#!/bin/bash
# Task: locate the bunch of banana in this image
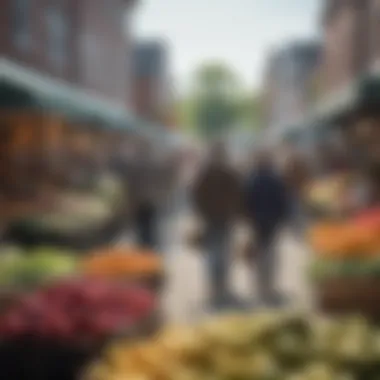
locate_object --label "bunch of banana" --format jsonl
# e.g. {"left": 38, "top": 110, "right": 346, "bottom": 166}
{"left": 84, "top": 311, "right": 380, "bottom": 380}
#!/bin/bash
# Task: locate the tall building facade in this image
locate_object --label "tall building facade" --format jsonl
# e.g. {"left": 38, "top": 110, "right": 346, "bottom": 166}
{"left": 317, "top": 0, "right": 380, "bottom": 164}
{"left": 262, "top": 41, "right": 321, "bottom": 135}
{"left": 0, "top": 0, "right": 80, "bottom": 84}
{"left": 320, "top": 0, "right": 380, "bottom": 96}
{"left": 0, "top": 0, "right": 136, "bottom": 107}
{"left": 320, "top": 0, "right": 368, "bottom": 96}
{"left": 77, "top": 0, "right": 134, "bottom": 106}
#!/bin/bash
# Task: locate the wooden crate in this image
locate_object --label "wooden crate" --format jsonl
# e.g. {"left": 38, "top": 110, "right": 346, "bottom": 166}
{"left": 316, "top": 277, "right": 380, "bottom": 321}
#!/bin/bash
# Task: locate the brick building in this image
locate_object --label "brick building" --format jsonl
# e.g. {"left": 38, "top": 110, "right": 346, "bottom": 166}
{"left": 319, "top": 0, "right": 372, "bottom": 96}
{"left": 0, "top": 0, "right": 136, "bottom": 108}
{"left": 0, "top": 0, "right": 79, "bottom": 84}
{"left": 131, "top": 40, "right": 173, "bottom": 126}
{"left": 278, "top": 0, "right": 380, "bottom": 164}
{"left": 77, "top": 0, "right": 133, "bottom": 106}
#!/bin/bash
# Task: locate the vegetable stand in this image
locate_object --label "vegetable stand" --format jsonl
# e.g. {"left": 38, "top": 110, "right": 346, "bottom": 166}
{"left": 309, "top": 207, "right": 380, "bottom": 320}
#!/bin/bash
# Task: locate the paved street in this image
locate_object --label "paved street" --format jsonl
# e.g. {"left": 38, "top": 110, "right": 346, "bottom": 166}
{"left": 161, "top": 206, "right": 314, "bottom": 323}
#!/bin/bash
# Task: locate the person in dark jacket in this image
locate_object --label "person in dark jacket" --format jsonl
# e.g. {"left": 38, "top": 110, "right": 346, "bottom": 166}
{"left": 245, "top": 151, "right": 290, "bottom": 306}
{"left": 192, "top": 142, "right": 242, "bottom": 309}
{"left": 127, "top": 142, "right": 161, "bottom": 249}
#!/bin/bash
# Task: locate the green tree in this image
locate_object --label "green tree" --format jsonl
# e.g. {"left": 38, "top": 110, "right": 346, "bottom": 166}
{"left": 178, "top": 62, "right": 263, "bottom": 138}
{"left": 186, "top": 62, "right": 243, "bottom": 139}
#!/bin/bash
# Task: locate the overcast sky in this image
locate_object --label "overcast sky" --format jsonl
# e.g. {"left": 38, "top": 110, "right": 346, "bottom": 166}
{"left": 133, "top": 0, "right": 321, "bottom": 92}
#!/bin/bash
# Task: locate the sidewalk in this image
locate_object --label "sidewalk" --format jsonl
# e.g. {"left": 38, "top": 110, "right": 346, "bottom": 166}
{"left": 161, "top": 210, "right": 313, "bottom": 323}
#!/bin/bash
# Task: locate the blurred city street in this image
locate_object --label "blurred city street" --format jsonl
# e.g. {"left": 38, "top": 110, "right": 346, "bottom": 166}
{"left": 162, "top": 202, "right": 313, "bottom": 323}
{"left": 1, "top": 1, "right": 380, "bottom": 379}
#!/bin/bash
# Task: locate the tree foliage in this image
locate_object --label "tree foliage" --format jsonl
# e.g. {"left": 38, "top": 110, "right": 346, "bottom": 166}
{"left": 180, "top": 62, "right": 261, "bottom": 139}
{"left": 188, "top": 63, "right": 242, "bottom": 139}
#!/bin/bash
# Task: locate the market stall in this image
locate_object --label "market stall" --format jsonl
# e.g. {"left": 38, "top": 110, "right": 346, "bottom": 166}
{"left": 309, "top": 207, "right": 380, "bottom": 319}
{"left": 0, "top": 112, "right": 135, "bottom": 249}
{"left": 0, "top": 59, "right": 175, "bottom": 380}
{"left": 0, "top": 243, "right": 164, "bottom": 380}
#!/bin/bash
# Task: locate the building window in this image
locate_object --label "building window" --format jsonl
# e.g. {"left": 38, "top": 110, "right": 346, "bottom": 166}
{"left": 12, "top": 0, "right": 32, "bottom": 51}
{"left": 46, "top": 1, "right": 68, "bottom": 69}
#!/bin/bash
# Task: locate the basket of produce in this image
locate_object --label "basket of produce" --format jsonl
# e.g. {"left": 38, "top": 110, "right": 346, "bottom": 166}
{"left": 0, "top": 246, "right": 78, "bottom": 310}
{"left": 309, "top": 207, "right": 380, "bottom": 319}
{"left": 83, "top": 311, "right": 380, "bottom": 380}
{"left": 82, "top": 247, "right": 164, "bottom": 293}
{"left": 0, "top": 277, "right": 159, "bottom": 380}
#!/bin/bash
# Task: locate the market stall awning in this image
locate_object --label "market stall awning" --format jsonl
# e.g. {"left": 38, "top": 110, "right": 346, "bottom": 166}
{"left": 313, "top": 81, "right": 359, "bottom": 123}
{"left": 265, "top": 68, "right": 380, "bottom": 145}
{"left": 269, "top": 81, "right": 359, "bottom": 143}
{"left": 0, "top": 59, "right": 136, "bottom": 131}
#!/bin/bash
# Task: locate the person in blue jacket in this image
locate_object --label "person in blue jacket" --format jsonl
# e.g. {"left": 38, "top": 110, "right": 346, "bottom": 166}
{"left": 245, "top": 151, "right": 290, "bottom": 306}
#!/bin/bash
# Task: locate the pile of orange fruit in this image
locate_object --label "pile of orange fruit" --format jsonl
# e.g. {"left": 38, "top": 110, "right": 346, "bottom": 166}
{"left": 82, "top": 247, "right": 162, "bottom": 279}
{"left": 309, "top": 208, "right": 380, "bottom": 259}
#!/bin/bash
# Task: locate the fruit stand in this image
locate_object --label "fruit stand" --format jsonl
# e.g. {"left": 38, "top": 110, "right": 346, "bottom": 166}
{"left": 0, "top": 106, "right": 169, "bottom": 379}
{"left": 84, "top": 311, "right": 380, "bottom": 380}
{"left": 0, "top": 61, "right": 175, "bottom": 379}
{"left": 309, "top": 207, "right": 380, "bottom": 319}
{"left": 0, "top": 109, "right": 133, "bottom": 250}
{"left": 0, "top": 244, "right": 164, "bottom": 380}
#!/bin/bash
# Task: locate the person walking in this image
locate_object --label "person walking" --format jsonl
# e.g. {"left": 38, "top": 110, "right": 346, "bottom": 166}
{"left": 192, "top": 142, "right": 242, "bottom": 309}
{"left": 244, "top": 151, "right": 290, "bottom": 306}
{"left": 128, "top": 142, "right": 160, "bottom": 250}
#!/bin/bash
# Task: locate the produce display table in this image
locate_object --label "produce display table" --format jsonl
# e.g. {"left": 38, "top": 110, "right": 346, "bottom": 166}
{"left": 309, "top": 207, "right": 380, "bottom": 321}
{"left": 3, "top": 173, "right": 128, "bottom": 251}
